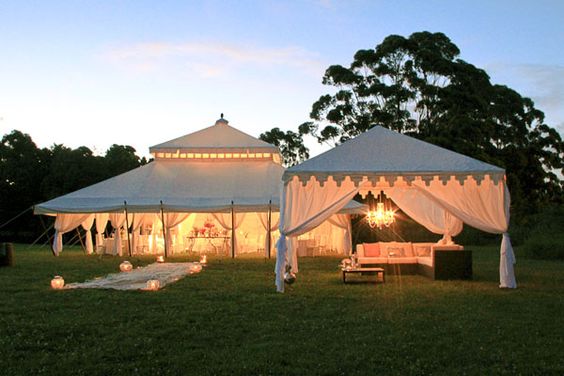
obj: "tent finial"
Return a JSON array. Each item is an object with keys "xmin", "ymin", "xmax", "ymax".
[{"xmin": 215, "ymin": 114, "xmax": 228, "ymax": 126}]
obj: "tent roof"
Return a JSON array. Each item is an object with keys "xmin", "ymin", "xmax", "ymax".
[
  {"xmin": 34, "ymin": 158, "xmax": 365, "ymax": 215},
  {"xmin": 35, "ymin": 160, "xmax": 285, "ymax": 214},
  {"xmin": 285, "ymin": 126, "xmax": 504, "ymax": 183},
  {"xmin": 150, "ymin": 117, "xmax": 279, "ymax": 155}
]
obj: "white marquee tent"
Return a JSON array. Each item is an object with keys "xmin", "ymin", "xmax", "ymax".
[
  {"xmin": 275, "ymin": 126, "xmax": 516, "ymax": 292},
  {"xmin": 35, "ymin": 117, "xmax": 363, "ymax": 258}
]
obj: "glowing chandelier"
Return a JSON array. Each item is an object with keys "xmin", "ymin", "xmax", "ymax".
[{"xmin": 366, "ymin": 193, "xmax": 395, "ymax": 229}]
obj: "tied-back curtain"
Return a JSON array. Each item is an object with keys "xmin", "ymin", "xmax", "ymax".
[
  {"xmin": 385, "ymin": 187, "xmax": 463, "ymax": 242},
  {"xmin": 327, "ymin": 214, "xmax": 353, "ymax": 255},
  {"xmin": 257, "ymin": 211, "xmax": 280, "ymax": 256},
  {"xmin": 162, "ymin": 212, "xmax": 191, "ymax": 255},
  {"xmin": 95, "ymin": 213, "xmax": 109, "ymax": 253},
  {"xmin": 213, "ymin": 212, "xmax": 246, "ymax": 255},
  {"xmin": 131, "ymin": 214, "xmax": 155, "ymax": 255},
  {"xmin": 276, "ymin": 177, "xmax": 360, "ymax": 292},
  {"xmin": 80, "ymin": 215, "xmax": 95, "ymax": 255},
  {"xmin": 413, "ymin": 176, "xmax": 515, "ymax": 288},
  {"xmin": 109, "ymin": 213, "xmax": 126, "ymax": 256},
  {"xmin": 53, "ymin": 213, "xmax": 91, "ymax": 256}
]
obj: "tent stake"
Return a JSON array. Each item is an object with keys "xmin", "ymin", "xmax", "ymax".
[
  {"xmin": 160, "ymin": 201, "xmax": 168, "ymax": 258},
  {"xmin": 231, "ymin": 201, "xmax": 235, "ymax": 259},
  {"xmin": 267, "ymin": 200, "xmax": 272, "ymax": 259},
  {"xmin": 124, "ymin": 201, "xmax": 132, "ymax": 257}
]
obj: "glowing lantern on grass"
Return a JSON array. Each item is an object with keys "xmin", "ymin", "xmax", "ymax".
[
  {"xmin": 189, "ymin": 263, "xmax": 203, "ymax": 274},
  {"xmin": 199, "ymin": 255, "xmax": 207, "ymax": 265},
  {"xmin": 120, "ymin": 261, "xmax": 133, "ymax": 272},
  {"xmin": 51, "ymin": 276, "xmax": 65, "ymax": 289},
  {"xmin": 146, "ymin": 279, "xmax": 160, "ymax": 290},
  {"xmin": 156, "ymin": 255, "xmax": 165, "ymax": 263}
]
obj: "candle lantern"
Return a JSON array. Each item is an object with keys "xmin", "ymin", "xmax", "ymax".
[
  {"xmin": 156, "ymin": 255, "xmax": 165, "ymax": 263},
  {"xmin": 146, "ymin": 279, "xmax": 160, "ymax": 290},
  {"xmin": 120, "ymin": 261, "xmax": 133, "ymax": 272},
  {"xmin": 199, "ymin": 254, "xmax": 207, "ymax": 265},
  {"xmin": 189, "ymin": 263, "xmax": 203, "ymax": 274},
  {"xmin": 51, "ymin": 275, "xmax": 65, "ymax": 289}
]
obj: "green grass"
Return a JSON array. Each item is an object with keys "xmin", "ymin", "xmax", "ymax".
[{"xmin": 1, "ymin": 245, "xmax": 563, "ymax": 375}]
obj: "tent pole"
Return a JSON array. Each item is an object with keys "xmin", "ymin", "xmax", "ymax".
[
  {"xmin": 267, "ymin": 200, "xmax": 272, "ymax": 259},
  {"xmin": 124, "ymin": 201, "xmax": 132, "ymax": 257},
  {"xmin": 160, "ymin": 201, "xmax": 168, "ymax": 258},
  {"xmin": 231, "ymin": 201, "xmax": 235, "ymax": 259},
  {"xmin": 39, "ymin": 214, "xmax": 56, "ymax": 256},
  {"xmin": 76, "ymin": 228, "xmax": 86, "ymax": 254}
]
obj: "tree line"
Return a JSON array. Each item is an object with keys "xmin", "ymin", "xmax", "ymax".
[
  {"xmin": 0, "ymin": 130, "xmax": 147, "ymax": 242},
  {"xmin": 261, "ymin": 31, "xmax": 563, "ymax": 220}
]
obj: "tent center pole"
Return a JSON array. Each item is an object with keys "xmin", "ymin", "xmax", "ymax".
[
  {"xmin": 160, "ymin": 201, "xmax": 168, "ymax": 258},
  {"xmin": 231, "ymin": 201, "xmax": 235, "ymax": 259},
  {"xmin": 124, "ymin": 201, "xmax": 132, "ymax": 257},
  {"xmin": 267, "ymin": 200, "xmax": 272, "ymax": 259}
]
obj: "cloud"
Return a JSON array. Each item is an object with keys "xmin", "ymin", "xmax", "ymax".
[{"xmin": 102, "ymin": 41, "xmax": 325, "ymax": 78}]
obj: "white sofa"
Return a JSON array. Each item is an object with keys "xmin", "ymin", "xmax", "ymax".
[{"xmin": 355, "ymin": 242, "xmax": 466, "ymax": 278}]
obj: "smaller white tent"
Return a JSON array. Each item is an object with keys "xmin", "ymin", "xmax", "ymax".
[{"xmin": 275, "ymin": 126, "xmax": 516, "ymax": 292}]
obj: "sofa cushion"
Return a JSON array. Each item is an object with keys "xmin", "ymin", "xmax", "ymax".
[
  {"xmin": 413, "ymin": 244, "xmax": 432, "ymax": 257},
  {"xmin": 417, "ymin": 256, "xmax": 433, "ymax": 267},
  {"xmin": 358, "ymin": 257, "xmax": 388, "ymax": 264},
  {"xmin": 388, "ymin": 257, "xmax": 418, "ymax": 264},
  {"xmin": 381, "ymin": 242, "xmax": 413, "ymax": 257},
  {"xmin": 363, "ymin": 243, "xmax": 380, "ymax": 257}
]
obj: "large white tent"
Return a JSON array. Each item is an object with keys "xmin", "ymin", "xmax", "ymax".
[
  {"xmin": 35, "ymin": 117, "xmax": 362, "ymax": 258},
  {"xmin": 275, "ymin": 126, "xmax": 516, "ymax": 292}
]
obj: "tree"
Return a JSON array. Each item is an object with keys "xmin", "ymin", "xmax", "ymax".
[
  {"xmin": 259, "ymin": 128, "xmax": 309, "ymax": 167},
  {"xmin": 104, "ymin": 144, "xmax": 143, "ymax": 177},
  {"xmin": 300, "ymin": 31, "xmax": 563, "ymax": 217}
]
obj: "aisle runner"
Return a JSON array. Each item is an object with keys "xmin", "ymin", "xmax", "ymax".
[{"xmin": 65, "ymin": 262, "xmax": 201, "ymax": 291}]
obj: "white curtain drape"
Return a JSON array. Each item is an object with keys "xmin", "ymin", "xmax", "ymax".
[
  {"xmin": 130, "ymin": 214, "xmax": 155, "ymax": 254},
  {"xmin": 385, "ymin": 187, "xmax": 463, "ymax": 243},
  {"xmin": 327, "ymin": 214, "xmax": 352, "ymax": 255},
  {"xmin": 276, "ymin": 174, "xmax": 516, "ymax": 291},
  {"xmin": 412, "ymin": 177, "xmax": 515, "ymax": 288},
  {"xmin": 257, "ymin": 211, "xmax": 280, "ymax": 257},
  {"xmin": 276, "ymin": 177, "xmax": 360, "ymax": 291},
  {"xmin": 95, "ymin": 213, "xmax": 109, "ymax": 253},
  {"xmin": 162, "ymin": 212, "xmax": 191, "ymax": 255},
  {"xmin": 80, "ymin": 215, "xmax": 95, "ymax": 255},
  {"xmin": 53, "ymin": 213, "xmax": 91, "ymax": 256},
  {"xmin": 109, "ymin": 212, "xmax": 126, "ymax": 256},
  {"xmin": 213, "ymin": 211, "xmax": 246, "ymax": 256}
]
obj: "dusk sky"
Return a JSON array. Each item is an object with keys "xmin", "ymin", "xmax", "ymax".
[{"xmin": 1, "ymin": 0, "xmax": 562, "ymax": 158}]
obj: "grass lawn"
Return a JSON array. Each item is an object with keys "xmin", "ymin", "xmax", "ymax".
[{"xmin": 1, "ymin": 244, "xmax": 563, "ymax": 375}]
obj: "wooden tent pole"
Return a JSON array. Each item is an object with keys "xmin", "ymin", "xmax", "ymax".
[
  {"xmin": 267, "ymin": 200, "xmax": 272, "ymax": 259},
  {"xmin": 39, "ymin": 213, "xmax": 56, "ymax": 256},
  {"xmin": 124, "ymin": 201, "xmax": 132, "ymax": 257},
  {"xmin": 231, "ymin": 201, "xmax": 235, "ymax": 259},
  {"xmin": 160, "ymin": 201, "xmax": 168, "ymax": 258},
  {"xmin": 76, "ymin": 228, "xmax": 86, "ymax": 254}
]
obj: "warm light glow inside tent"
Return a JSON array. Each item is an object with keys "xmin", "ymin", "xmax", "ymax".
[{"xmin": 34, "ymin": 117, "xmax": 363, "ymax": 259}]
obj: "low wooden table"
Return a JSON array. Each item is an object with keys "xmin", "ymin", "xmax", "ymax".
[{"xmin": 342, "ymin": 267, "xmax": 385, "ymax": 284}]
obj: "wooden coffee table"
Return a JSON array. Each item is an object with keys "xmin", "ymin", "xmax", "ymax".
[{"xmin": 341, "ymin": 267, "xmax": 385, "ymax": 283}]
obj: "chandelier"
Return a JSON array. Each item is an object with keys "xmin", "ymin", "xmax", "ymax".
[{"xmin": 366, "ymin": 194, "xmax": 395, "ymax": 229}]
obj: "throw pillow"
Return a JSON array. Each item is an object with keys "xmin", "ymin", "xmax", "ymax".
[
  {"xmin": 387, "ymin": 246, "xmax": 404, "ymax": 257},
  {"xmin": 415, "ymin": 245, "xmax": 431, "ymax": 257},
  {"xmin": 363, "ymin": 243, "xmax": 380, "ymax": 257}
]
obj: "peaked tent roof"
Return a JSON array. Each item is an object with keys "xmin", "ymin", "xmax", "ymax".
[
  {"xmin": 150, "ymin": 118, "xmax": 279, "ymax": 155},
  {"xmin": 285, "ymin": 126, "xmax": 504, "ymax": 183}
]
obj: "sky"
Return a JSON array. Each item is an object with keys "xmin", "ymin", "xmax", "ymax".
[{"xmin": 0, "ymin": 0, "xmax": 563, "ymax": 159}]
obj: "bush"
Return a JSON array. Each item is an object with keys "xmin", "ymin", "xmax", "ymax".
[{"xmin": 520, "ymin": 205, "xmax": 564, "ymax": 260}]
